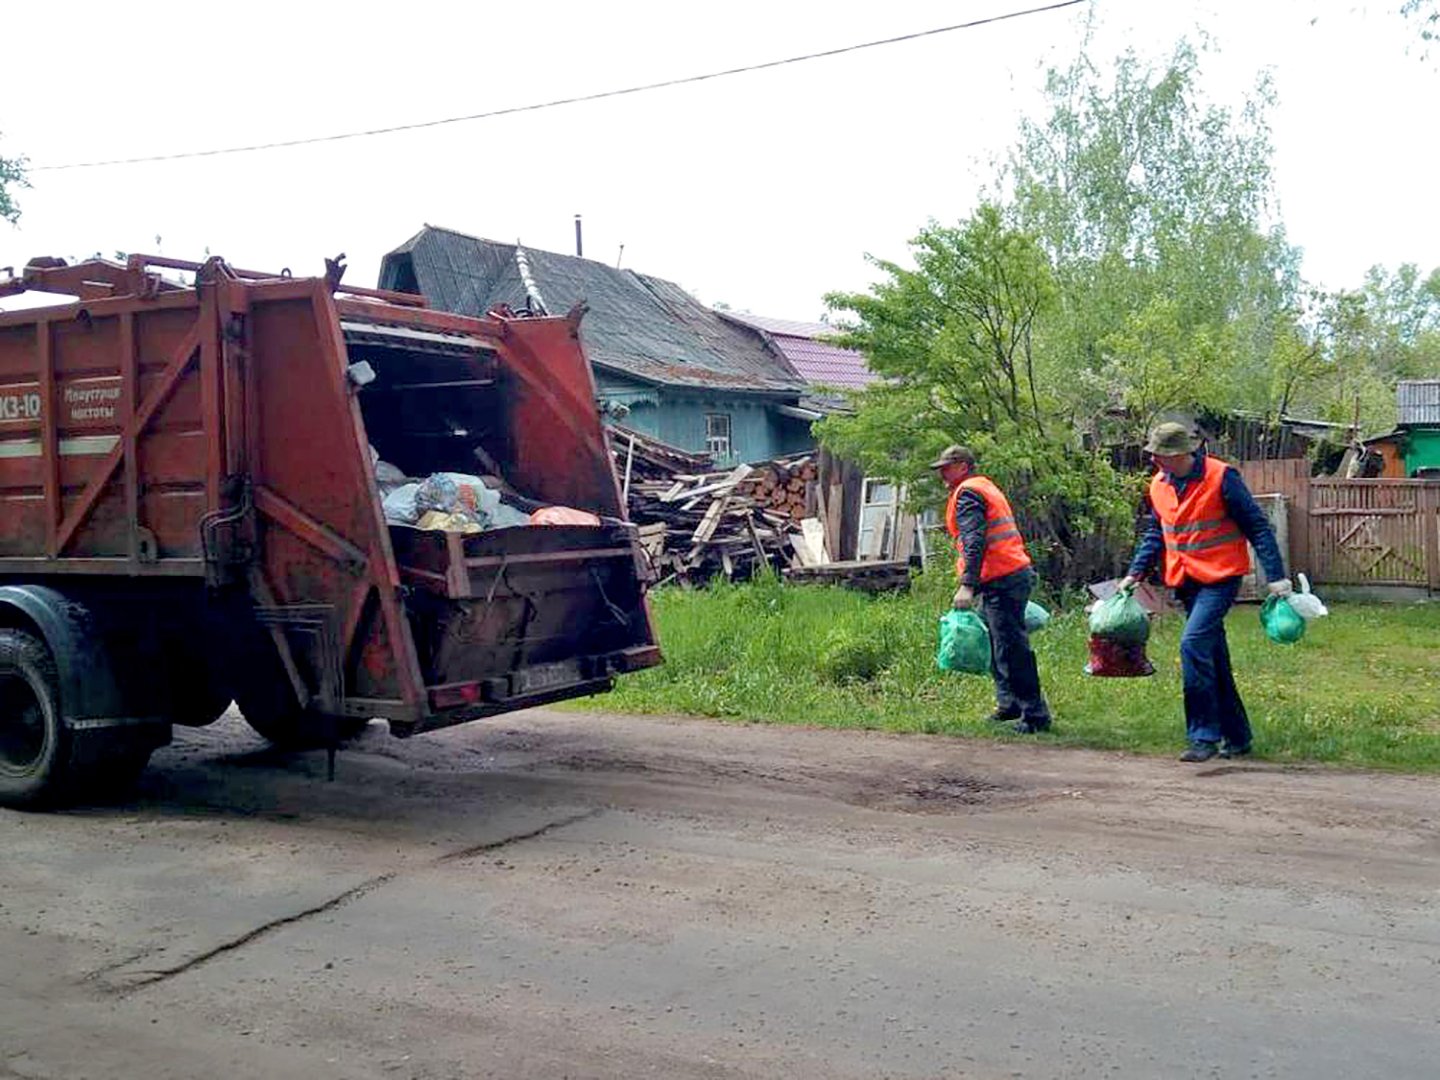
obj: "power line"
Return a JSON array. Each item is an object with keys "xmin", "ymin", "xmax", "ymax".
[{"xmin": 34, "ymin": 0, "xmax": 1086, "ymax": 172}]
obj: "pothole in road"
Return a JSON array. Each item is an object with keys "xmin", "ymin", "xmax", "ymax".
[
  {"xmin": 901, "ymin": 773, "xmax": 1014, "ymax": 804},
  {"xmin": 847, "ymin": 770, "xmax": 1042, "ymax": 814}
]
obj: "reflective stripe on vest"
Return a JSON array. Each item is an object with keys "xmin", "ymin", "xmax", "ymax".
[
  {"xmin": 944, "ymin": 475, "xmax": 1032, "ymax": 583},
  {"xmin": 1148, "ymin": 455, "xmax": 1251, "ymax": 586}
]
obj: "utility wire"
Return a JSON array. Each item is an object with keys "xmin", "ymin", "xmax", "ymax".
[{"xmin": 34, "ymin": 0, "xmax": 1086, "ymax": 172}]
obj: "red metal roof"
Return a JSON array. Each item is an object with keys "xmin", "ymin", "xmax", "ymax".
[
  {"xmin": 772, "ymin": 335, "xmax": 875, "ymax": 389},
  {"xmin": 718, "ymin": 311, "xmax": 876, "ymax": 391}
]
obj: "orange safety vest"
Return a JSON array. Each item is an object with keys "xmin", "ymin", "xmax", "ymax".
[
  {"xmin": 945, "ymin": 475, "xmax": 1032, "ymax": 583},
  {"xmin": 1148, "ymin": 455, "xmax": 1251, "ymax": 587}
]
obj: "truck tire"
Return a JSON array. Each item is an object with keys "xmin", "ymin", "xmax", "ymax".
[
  {"xmin": 0, "ymin": 628, "xmax": 156, "ymax": 808},
  {"xmin": 236, "ymin": 674, "xmax": 367, "ymax": 749},
  {"xmin": 168, "ymin": 667, "xmax": 235, "ymax": 728},
  {"xmin": 0, "ymin": 629, "xmax": 65, "ymax": 805}
]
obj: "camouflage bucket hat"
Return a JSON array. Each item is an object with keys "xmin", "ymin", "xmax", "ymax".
[
  {"xmin": 1144, "ymin": 422, "xmax": 1200, "ymax": 456},
  {"xmin": 928, "ymin": 444, "xmax": 976, "ymax": 469}
]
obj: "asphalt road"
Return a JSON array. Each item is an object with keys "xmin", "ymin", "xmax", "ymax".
[{"xmin": 3, "ymin": 708, "xmax": 1438, "ymax": 1079}]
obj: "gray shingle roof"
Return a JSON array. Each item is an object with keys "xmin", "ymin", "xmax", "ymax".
[{"xmin": 380, "ymin": 226, "xmax": 806, "ymax": 395}]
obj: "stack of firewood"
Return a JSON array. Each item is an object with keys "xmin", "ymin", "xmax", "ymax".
[
  {"xmin": 737, "ymin": 459, "xmax": 819, "ymax": 526},
  {"xmin": 609, "ymin": 433, "xmax": 829, "ymax": 584}
]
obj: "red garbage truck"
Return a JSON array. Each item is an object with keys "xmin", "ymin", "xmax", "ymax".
[{"xmin": 0, "ymin": 253, "xmax": 661, "ymax": 806}]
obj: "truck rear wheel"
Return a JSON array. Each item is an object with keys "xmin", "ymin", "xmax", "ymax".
[
  {"xmin": 0, "ymin": 629, "xmax": 153, "ymax": 807},
  {"xmin": 167, "ymin": 665, "xmax": 234, "ymax": 728},
  {"xmin": 235, "ymin": 672, "xmax": 367, "ymax": 750}
]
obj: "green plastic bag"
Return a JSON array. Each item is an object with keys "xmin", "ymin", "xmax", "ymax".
[
  {"xmin": 1260, "ymin": 594, "xmax": 1306, "ymax": 645},
  {"xmin": 937, "ymin": 609, "xmax": 991, "ymax": 675},
  {"xmin": 1024, "ymin": 600, "xmax": 1051, "ymax": 632},
  {"xmin": 1088, "ymin": 588, "xmax": 1150, "ymax": 645}
]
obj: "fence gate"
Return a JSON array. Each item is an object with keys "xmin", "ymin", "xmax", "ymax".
[{"xmin": 1308, "ymin": 479, "xmax": 1440, "ymax": 590}]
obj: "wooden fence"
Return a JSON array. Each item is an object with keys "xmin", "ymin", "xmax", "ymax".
[{"xmin": 1238, "ymin": 460, "xmax": 1440, "ymax": 591}]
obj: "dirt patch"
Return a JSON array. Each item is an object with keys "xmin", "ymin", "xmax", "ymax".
[
  {"xmin": 899, "ymin": 772, "xmax": 1015, "ymax": 804},
  {"xmin": 841, "ymin": 769, "xmax": 1046, "ymax": 814}
]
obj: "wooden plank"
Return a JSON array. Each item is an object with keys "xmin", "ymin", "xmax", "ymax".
[
  {"xmin": 893, "ymin": 510, "xmax": 917, "ymax": 563},
  {"xmin": 800, "ymin": 517, "xmax": 830, "ymax": 565},
  {"xmin": 1425, "ymin": 485, "xmax": 1440, "ymax": 592},
  {"xmin": 691, "ymin": 498, "xmax": 728, "ymax": 545},
  {"xmin": 744, "ymin": 516, "xmax": 768, "ymax": 564},
  {"xmin": 660, "ymin": 464, "xmax": 751, "ymax": 504},
  {"xmin": 1291, "ymin": 461, "xmax": 1311, "ymax": 576},
  {"xmin": 791, "ymin": 531, "xmax": 815, "ymax": 567},
  {"xmin": 1310, "ymin": 507, "xmax": 1416, "ymax": 517}
]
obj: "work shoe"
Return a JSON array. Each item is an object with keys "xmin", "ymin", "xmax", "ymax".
[
  {"xmin": 1179, "ymin": 743, "xmax": 1219, "ymax": 763},
  {"xmin": 1219, "ymin": 743, "xmax": 1252, "ymax": 759},
  {"xmin": 987, "ymin": 709, "xmax": 1020, "ymax": 725},
  {"xmin": 1010, "ymin": 718, "xmax": 1051, "ymax": 735}
]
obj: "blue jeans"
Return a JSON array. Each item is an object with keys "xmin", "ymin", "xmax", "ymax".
[
  {"xmin": 1175, "ymin": 577, "xmax": 1251, "ymax": 749},
  {"xmin": 978, "ymin": 568, "xmax": 1050, "ymax": 725}
]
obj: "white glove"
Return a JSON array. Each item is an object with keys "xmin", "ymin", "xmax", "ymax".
[{"xmin": 1267, "ymin": 578, "xmax": 1293, "ymax": 598}]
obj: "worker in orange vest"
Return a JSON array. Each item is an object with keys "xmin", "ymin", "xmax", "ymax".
[
  {"xmin": 932, "ymin": 445, "xmax": 1051, "ymax": 734},
  {"xmin": 1120, "ymin": 422, "xmax": 1291, "ymax": 763}
]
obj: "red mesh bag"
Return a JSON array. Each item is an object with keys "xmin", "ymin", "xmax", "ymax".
[{"xmin": 1084, "ymin": 635, "xmax": 1155, "ymax": 677}]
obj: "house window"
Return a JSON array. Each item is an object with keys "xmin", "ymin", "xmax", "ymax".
[{"xmin": 705, "ymin": 413, "xmax": 732, "ymax": 459}]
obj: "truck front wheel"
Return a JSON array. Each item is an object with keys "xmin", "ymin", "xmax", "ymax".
[
  {"xmin": 0, "ymin": 629, "xmax": 62, "ymax": 806},
  {"xmin": 0, "ymin": 628, "xmax": 156, "ymax": 808}
]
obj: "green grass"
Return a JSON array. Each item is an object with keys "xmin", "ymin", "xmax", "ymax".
[{"xmin": 577, "ymin": 571, "xmax": 1440, "ymax": 771}]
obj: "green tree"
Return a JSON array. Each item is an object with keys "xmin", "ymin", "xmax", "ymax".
[
  {"xmin": 1292, "ymin": 265, "xmax": 1440, "ymax": 431},
  {"xmin": 817, "ymin": 40, "xmax": 1311, "ymax": 586},
  {"xmin": 821, "ymin": 205, "xmax": 1134, "ymax": 586},
  {"xmin": 1007, "ymin": 41, "xmax": 1301, "ymax": 443},
  {"xmin": 0, "ymin": 134, "xmax": 27, "ymax": 225}
]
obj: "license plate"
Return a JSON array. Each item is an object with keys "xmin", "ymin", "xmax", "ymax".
[{"xmin": 511, "ymin": 660, "xmax": 581, "ymax": 696}]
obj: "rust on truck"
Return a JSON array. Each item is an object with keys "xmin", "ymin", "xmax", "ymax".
[{"xmin": 0, "ymin": 253, "xmax": 660, "ymax": 803}]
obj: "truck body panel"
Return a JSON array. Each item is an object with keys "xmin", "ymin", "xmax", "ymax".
[{"xmin": 0, "ymin": 255, "xmax": 660, "ymax": 741}]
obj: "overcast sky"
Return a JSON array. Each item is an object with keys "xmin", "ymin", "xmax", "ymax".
[{"xmin": 1, "ymin": 1, "xmax": 1435, "ymax": 319}]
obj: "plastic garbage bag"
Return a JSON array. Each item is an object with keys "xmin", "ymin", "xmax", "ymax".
[
  {"xmin": 1287, "ymin": 573, "xmax": 1329, "ymax": 620},
  {"xmin": 1023, "ymin": 600, "xmax": 1051, "ymax": 632},
  {"xmin": 529, "ymin": 506, "xmax": 602, "ymax": 527},
  {"xmin": 413, "ymin": 472, "xmax": 533, "ymax": 530},
  {"xmin": 487, "ymin": 492, "xmax": 532, "ymax": 529},
  {"xmin": 1083, "ymin": 635, "xmax": 1156, "ymax": 677},
  {"xmin": 416, "ymin": 510, "xmax": 482, "ymax": 534},
  {"xmin": 415, "ymin": 473, "xmax": 486, "ymax": 519},
  {"xmin": 937, "ymin": 610, "xmax": 991, "ymax": 675},
  {"xmin": 1088, "ymin": 587, "xmax": 1150, "ymax": 645},
  {"xmin": 382, "ymin": 482, "xmax": 421, "ymax": 525},
  {"xmin": 1260, "ymin": 594, "xmax": 1306, "ymax": 645},
  {"xmin": 374, "ymin": 458, "xmax": 408, "ymax": 493}
]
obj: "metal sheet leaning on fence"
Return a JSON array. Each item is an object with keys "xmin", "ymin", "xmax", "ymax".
[
  {"xmin": 1118, "ymin": 422, "xmax": 1293, "ymax": 764},
  {"xmin": 931, "ymin": 445, "xmax": 1052, "ymax": 734}
]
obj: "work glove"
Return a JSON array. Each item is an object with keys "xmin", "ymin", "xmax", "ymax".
[
  {"xmin": 952, "ymin": 585, "xmax": 976, "ymax": 610},
  {"xmin": 1117, "ymin": 575, "xmax": 1138, "ymax": 593},
  {"xmin": 1267, "ymin": 578, "xmax": 1294, "ymax": 598}
]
